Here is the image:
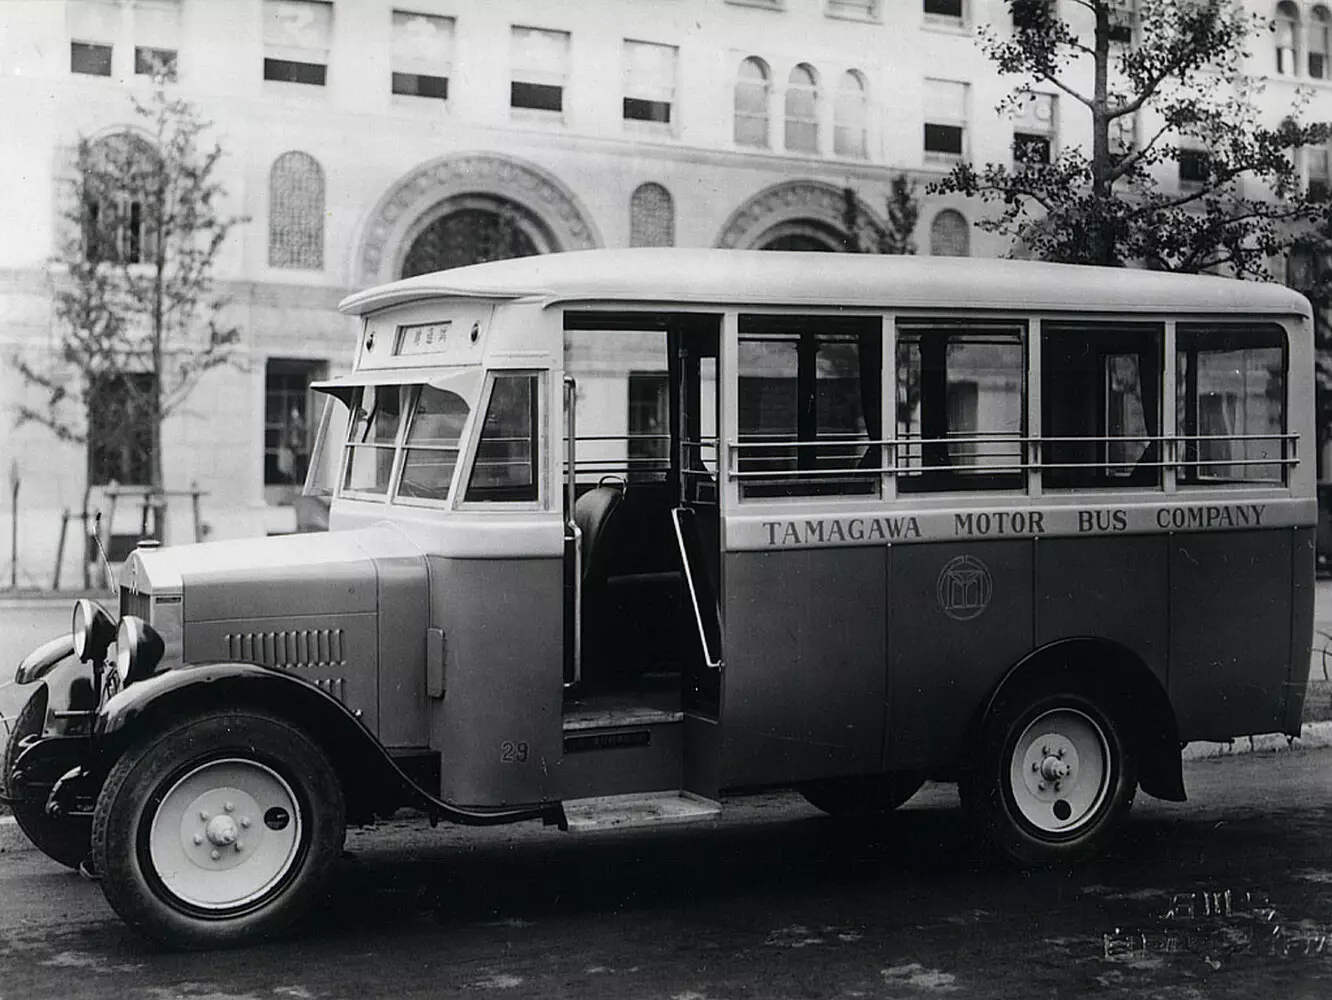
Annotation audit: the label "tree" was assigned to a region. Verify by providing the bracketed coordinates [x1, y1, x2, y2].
[841, 173, 922, 254]
[18, 86, 243, 538]
[931, 0, 1330, 277]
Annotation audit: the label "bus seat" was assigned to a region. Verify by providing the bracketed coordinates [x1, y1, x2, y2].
[575, 484, 624, 584]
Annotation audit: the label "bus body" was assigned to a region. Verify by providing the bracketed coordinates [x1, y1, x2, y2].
[5, 249, 1313, 947]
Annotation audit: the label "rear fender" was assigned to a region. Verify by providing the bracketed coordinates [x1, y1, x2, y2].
[94, 662, 559, 827]
[971, 637, 1186, 803]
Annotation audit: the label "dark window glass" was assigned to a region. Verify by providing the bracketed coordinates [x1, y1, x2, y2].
[344, 385, 406, 496]
[628, 373, 670, 482]
[924, 123, 963, 156]
[71, 42, 113, 77]
[264, 360, 326, 503]
[90, 372, 157, 486]
[511, 81, 562, 111]
[392, 72, 449, 99]
[1179, 149, 1210, 184]
[896, 324, 1025, 492]
[134, 46, 177, 78]
[624, 98, 671, 123]
[924, 0, 963, 16]
[1042, 323, 1162, 488]
[1177, 325, 1287, 485]
[466, 375, 540, 502]
[264, 58, 327, 86]
[1014, 132, 1051, 164]
[737, 315, 882, 499]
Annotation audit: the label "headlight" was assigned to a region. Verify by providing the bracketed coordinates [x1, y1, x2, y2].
[114, 615, 165, 687]
[71, 599, 116, 663]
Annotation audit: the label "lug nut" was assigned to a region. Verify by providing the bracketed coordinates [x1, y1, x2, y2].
[193, 834, 203, 845]
[240, 818, 251, 829]
[200, 810, 210, 821]
[234, 841, 243, 852]
[225, 802, 234, 813]
[210, 849, 220, 860]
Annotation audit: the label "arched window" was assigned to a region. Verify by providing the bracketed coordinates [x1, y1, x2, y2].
[1311, 6, 1331, 78]
[929, 210, 970, 257]
[82, 132, 161, 265]
[785, 63, 819, 153]
[269, 151, 325, 269]
[735, 57, 770, 147]
[629, 183, 674, 247]
[834, 70, 868, 158]
[1277, 1, 1301, 75]
[401, 204, 541, 277]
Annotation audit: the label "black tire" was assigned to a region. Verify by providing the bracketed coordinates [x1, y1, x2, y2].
[1, 687, 92, 871]
[961, 675, 1137, 867]
[92, 710, 345, 949]
[802, 772, 926, 818]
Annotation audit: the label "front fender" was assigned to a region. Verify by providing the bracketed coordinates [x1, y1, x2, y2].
[14, 636, 98, 737]
[95, 662, 558, 827]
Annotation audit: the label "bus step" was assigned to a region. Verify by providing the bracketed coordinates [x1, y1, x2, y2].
[562, 790, 721, 832]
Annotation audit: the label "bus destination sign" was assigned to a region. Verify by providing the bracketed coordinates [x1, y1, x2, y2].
[394, 321, 452, 356]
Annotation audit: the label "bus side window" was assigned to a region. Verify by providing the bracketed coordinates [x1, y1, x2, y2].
[1176, 324, 1287, 486]
[1042, 323, 1162, 489]
[736, 314, 880, 500]
[895, 322, 1025, 493]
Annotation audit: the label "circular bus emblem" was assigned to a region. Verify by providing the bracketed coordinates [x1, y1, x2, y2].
[937, 555, 993, 622]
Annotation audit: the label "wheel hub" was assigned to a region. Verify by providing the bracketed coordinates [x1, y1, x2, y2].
[179, 787, 262, 870]
[1008, 710, 1111, 835]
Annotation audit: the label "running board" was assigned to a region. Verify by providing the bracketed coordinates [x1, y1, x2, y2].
[561, 791, 721, 832]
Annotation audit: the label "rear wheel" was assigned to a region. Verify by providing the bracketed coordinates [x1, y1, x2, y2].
[801, 772, 925, 818]
[962, 676, 1136, 866]
[1, 687, 92, 870]
[93, 710, 345, 949]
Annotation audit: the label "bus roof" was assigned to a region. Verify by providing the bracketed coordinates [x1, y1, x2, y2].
[338, 248, 1312, 320]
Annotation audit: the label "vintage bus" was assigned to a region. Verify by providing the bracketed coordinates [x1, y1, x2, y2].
[3, 249, 1314, 948]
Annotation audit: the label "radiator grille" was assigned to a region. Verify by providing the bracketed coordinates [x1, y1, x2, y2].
[224, 629, 346, 668]
[119, 587, 152, 622]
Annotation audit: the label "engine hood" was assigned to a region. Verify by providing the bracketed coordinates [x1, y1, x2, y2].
[124, 524, 424, 622]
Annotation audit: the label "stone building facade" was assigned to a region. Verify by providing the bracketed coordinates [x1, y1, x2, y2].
[0, 0, 1327, 584]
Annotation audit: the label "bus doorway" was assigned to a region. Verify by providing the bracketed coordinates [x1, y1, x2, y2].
[559, 311, 722, 803]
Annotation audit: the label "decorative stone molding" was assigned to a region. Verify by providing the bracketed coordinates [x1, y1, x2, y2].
[356, 153, 601, 285]
[714, 180, 888, 251]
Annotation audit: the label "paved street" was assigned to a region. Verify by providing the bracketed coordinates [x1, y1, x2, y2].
[0, 749, 1329, 999]
[1, 588, 1331, 998]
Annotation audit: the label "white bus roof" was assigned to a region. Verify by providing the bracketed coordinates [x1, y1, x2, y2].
[338, 248, 1312, 319]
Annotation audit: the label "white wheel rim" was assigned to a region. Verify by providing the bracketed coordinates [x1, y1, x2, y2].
[148, 758, 303, 911]
[1007, 707, 1111, 836]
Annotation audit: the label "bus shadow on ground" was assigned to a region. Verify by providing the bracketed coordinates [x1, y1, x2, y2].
[306, 796, 1330, 947]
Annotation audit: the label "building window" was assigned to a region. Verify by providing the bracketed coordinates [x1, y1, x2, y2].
[90, 372, 157, 487]
[1310, 146, 1330, 199]
[827, 0, 881, 19]
[68, 0, 118, 76]
[924, 0, 964, 24]
[628, 373, 669, 482]
[1277, 1, 1300, 75]
[623, 40, 677, 125]
[1108, 0, 1137, 45]
[133, 0, 180, 79]
[82, 134, 160, 265]
[924, 79, 967, 160]
[265, 359, 327, 504]
[834, 70, 868, 158]
[391, 10, 453, 99]
[263, 0, 333, 86]
[785, 63, 819, 153]
[929, 210, 970, 256]
[735, 56, 771, 147]
[1178, 147, 1211, 186]
[511, 26, 569, 113]
[629, 183, 675, 247]
[1110, 112, 1137, 158]
[1013, 92, 1056, 165]
[269, 152, 325, 269]
[1311, 6, 1330, 78]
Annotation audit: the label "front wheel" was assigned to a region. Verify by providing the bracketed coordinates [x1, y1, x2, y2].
[92, 710, 345, 949]
[961, 678, 1137, 867]
[2, 687, 92, 870]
